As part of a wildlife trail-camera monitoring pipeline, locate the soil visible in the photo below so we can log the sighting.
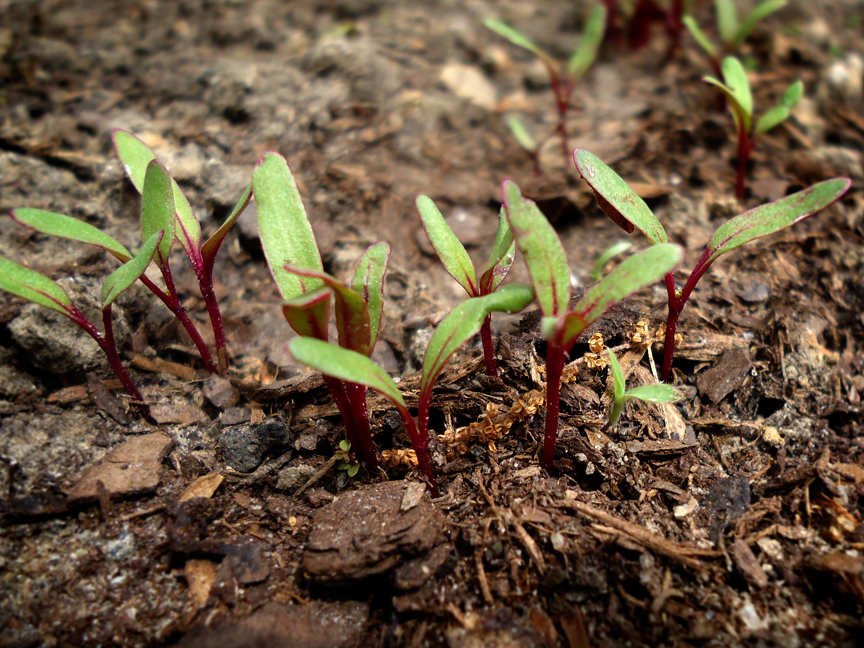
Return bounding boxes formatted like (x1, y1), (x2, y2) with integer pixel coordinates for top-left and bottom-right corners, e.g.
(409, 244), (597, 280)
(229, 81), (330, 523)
(1, 1), (863, 646)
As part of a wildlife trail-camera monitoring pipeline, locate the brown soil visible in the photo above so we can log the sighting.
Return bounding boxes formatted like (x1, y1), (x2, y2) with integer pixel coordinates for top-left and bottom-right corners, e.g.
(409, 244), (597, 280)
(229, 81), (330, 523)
(1, 1), (863, 647)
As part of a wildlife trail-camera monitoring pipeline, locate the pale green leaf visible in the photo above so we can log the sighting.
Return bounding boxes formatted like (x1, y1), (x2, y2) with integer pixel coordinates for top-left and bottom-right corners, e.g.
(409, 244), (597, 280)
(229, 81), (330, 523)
(10, 208), (132, 263)
(102, 230), (163, 307)
(590, 240), (633, 281)
(140, 160), (176, 264)
(706, 178), (851, 265)
(253, 152), (325, 301)
(484, 19), (542, 55)
(754, 105), (789, 134)
(721, 56), (753, 126)
(420, 284), (534, 398)
(289, 337), (407, 409)
(202, 184), (252, 264)
(567, 4), (606, 78)
(734, 0), (787, 49)
(502, 180), (570, 317)
(352, 242), (390, 349)
(703, 73), (752, 133)
(623, 384), (683, 403)
(716, 0), (738, 45)
(0, 256), (73, 314)
(507, 116), (537, 153)
(609, 349), (626, 402)
(574, 149), (668, 244)
(416, 195), (478, 295)
(781, 79), (803, 107)
(682, 15), (717, 58)
(479, 207), (516, 293)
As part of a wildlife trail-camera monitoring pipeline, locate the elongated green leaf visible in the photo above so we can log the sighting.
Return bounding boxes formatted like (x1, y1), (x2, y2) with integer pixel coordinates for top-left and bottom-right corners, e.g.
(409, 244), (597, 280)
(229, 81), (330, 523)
(682, 15), (717, 58)
(102, 230), (163, 307)
(289, 337), (407, 409)
(609, 349), (626, 403)
(141, 160), (176, 265)
(560, 243), (683, 348)
(479, 207), (516, 294)
(755, 105), (790, 134)
(507, 116), (537, 153)
(484, 19), (543, 55)
(352, 242), (390, 349)
(282, 287), (331, 339)
(112, 130), (202, 262)
(734, 0), (787, 49)
(574, 149), (668, 244)
(253, 152), (325, 301)
(0, 256), (73, 314)
(201, 184), (252, 264)
(716, 0), (738, 45)
(10, 208), (132, 262)
(502, 180), (570, 317)
(416, 195), (478, 296)
(591, 240), (633, 281)
(623, 384), (683, 403)
(284, 265), (371, 357)
(420, 284), (534, 397)
(567, 4), (606, 78)
(781, 79), (804, 107)
(703, 73), (751, 134)
(720, 56), (752, 129)
(706, 178), (851, 265)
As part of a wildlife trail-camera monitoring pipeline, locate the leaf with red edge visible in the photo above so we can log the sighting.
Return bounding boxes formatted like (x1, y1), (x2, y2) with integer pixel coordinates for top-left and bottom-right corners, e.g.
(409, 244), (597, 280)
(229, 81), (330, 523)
(282, 287), (331, 340)
(479, 207), (516, 294)
(102, 230), (163, 308)
(352, 242), (390, 350)
(201, 184), (252, 265)
(0, 256), (74, 315)
(416, 195), (478, 296)
(140, 160), (176, 266)
(10, 208), (132, 262)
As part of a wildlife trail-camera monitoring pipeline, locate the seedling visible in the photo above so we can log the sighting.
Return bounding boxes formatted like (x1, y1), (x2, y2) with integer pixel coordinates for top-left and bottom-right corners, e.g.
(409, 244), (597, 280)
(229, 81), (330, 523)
(288, 284), (534, 496)
(485, 4), (606, 169)
(253, 151), (390, 471)
(0, 202), (165, 423)
(573, 148), (851, 382)
(590, 239), (633, 281)
(112, 130), (253, 374)
(606, 349), (682, 430)
(502, 180), (684, 471)
(605, 0), (688, 53)
(335, 440), (361, 478)
(684, 0), (787, 75)
(416, 195), (517, 376)
(702, 56), (803, 200)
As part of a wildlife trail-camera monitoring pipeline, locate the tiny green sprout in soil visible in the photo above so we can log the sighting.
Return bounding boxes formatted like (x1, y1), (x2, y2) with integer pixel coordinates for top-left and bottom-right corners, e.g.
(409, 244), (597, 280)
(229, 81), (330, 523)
(335, 440), (361, 478)
(573, 148), (851, 383)
(416, 195), (516, 376)
(484, 4), (606, 170)
(502, 179), (684, 472)
(702, 56), (803, 200)
(605, 349), (683, 431)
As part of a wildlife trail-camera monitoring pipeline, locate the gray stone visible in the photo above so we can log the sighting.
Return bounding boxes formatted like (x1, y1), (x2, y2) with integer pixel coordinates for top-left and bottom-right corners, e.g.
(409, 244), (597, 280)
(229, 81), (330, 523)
(202, 375), (240, 409)
(277, 464), (318, 492)
(219, 421), (292, 473)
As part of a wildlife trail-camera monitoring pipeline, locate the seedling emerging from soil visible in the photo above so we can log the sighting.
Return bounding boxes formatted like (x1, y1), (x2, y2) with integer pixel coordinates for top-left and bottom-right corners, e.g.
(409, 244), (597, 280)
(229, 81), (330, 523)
(502, 180), (683, 471)
(254, 151), (389, 471)
(289, 284), (534, 495)
(683, 0), (787, 74)
(112, 130), (252, 374)
(606, 349), (682, 430)
(701, 57), (803, 200)
(573, 148), (851, 382)
(590, 239), (633, 281)
(0, 224), (163, 423)
(416, 195), (517, 376)
(485, 4), (606, 169)
(335, 440), (361, 478)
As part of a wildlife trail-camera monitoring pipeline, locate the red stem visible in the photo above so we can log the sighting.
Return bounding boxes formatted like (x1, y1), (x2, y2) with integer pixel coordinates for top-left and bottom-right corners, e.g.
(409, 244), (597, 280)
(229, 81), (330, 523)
(736, 127), (753, 202)
(322, 376), (360, 452)
(397, 403), (440, 497)
(345, 381), (379, 471)
(200, 255), (229, 374)
(661, 255), (714, 381)
(479, 314), (498, 377)
(541, 341), (566, 472)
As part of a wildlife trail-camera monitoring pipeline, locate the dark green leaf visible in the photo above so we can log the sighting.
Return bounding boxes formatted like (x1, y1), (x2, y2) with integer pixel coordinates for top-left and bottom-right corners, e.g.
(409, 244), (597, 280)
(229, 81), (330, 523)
(102, 230), (163, 307)
(0, 256), (74, 314)
(416, 195), (478, 295)
(141, 160), (176, 265)
(352, 242), (390, 349)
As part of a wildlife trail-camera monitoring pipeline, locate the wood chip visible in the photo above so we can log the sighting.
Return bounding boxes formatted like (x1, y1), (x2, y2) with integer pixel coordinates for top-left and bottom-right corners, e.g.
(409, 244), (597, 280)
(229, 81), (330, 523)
(131, 355), (199, 381)
(179, 472), (225, 502)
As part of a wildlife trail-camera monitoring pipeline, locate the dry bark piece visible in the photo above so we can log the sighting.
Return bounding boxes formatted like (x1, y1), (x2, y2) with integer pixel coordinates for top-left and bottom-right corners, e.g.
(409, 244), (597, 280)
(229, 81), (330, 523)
(179, 472), (225, 502)
(65, 432), (173, 502)
(697, 347), (753, 404)
(732, 537), (769, 589)
(202, 375), (240, 409)
(302, 480), (446, 583)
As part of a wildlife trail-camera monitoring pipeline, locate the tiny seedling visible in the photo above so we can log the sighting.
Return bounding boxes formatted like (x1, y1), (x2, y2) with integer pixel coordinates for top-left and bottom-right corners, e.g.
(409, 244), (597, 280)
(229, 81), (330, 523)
(335, 440), (361, 478)
(485, 4), (606, 169)
(0, 223), (163, 422)
(502, 180), (684, 471)
(702, 56), (803, 200)
(606, 349), (682, 430)
(416, 195), (517, 376)
(253, 151), (390, 471)
(590, 239), (633, 281)
(573, 148), (851, 382)
(684, 0), (787, 75)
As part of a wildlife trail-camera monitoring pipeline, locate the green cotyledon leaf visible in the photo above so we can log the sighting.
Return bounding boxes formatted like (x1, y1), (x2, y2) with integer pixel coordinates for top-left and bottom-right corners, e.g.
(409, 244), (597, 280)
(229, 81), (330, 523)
(102, 230), (163, 308)
(682, 15), (718, 58)
(755, 80), (803, 134)
(567, 4), (606, 78)
(352, 242), (390, 350)
(623, 384), (683, 403)
(284, 265), (372, 357)
(201, 184), (252, 265)
(573, 149), (668, 244)
(0, 256), (74, 314)
(733, 0), (787, 50)
(705, 178), (851, 266)
(10, 209), (132, 262)
(253, 152), (325, 301)
(420, 284), (534, 398)
(289, 337), (407, 410)
(140, 160), (176, 265)
(483, 19), (543, 56)
(416, 195), (478, 296)
(479, 207), (516, 294)
(609, 349), (626, 403)
(715, 0), (738, 45)
(502, 180), (570, 317)
(704, 57), (753, 133)
(112, 130), (202, 265)
(590, 239), (633, 281)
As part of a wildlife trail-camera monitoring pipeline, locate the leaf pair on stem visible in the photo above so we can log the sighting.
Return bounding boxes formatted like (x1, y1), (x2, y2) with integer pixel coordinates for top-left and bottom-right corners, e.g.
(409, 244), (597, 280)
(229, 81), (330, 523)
(573, 148), (851, 383)
(485, 5), (606, 172)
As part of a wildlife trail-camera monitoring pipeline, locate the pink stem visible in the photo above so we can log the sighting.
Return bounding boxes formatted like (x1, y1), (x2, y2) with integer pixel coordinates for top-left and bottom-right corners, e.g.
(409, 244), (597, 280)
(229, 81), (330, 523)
(736, 127), (753, 202)
(541, 341), (566, 472)
(661, 256), (714, 381)
(199, 256), (229, 374)
(397, 403), (439, 497)
(323, 376), (361, 452)
(345, 381), (379, 471)
(479, 314), (498, 377)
